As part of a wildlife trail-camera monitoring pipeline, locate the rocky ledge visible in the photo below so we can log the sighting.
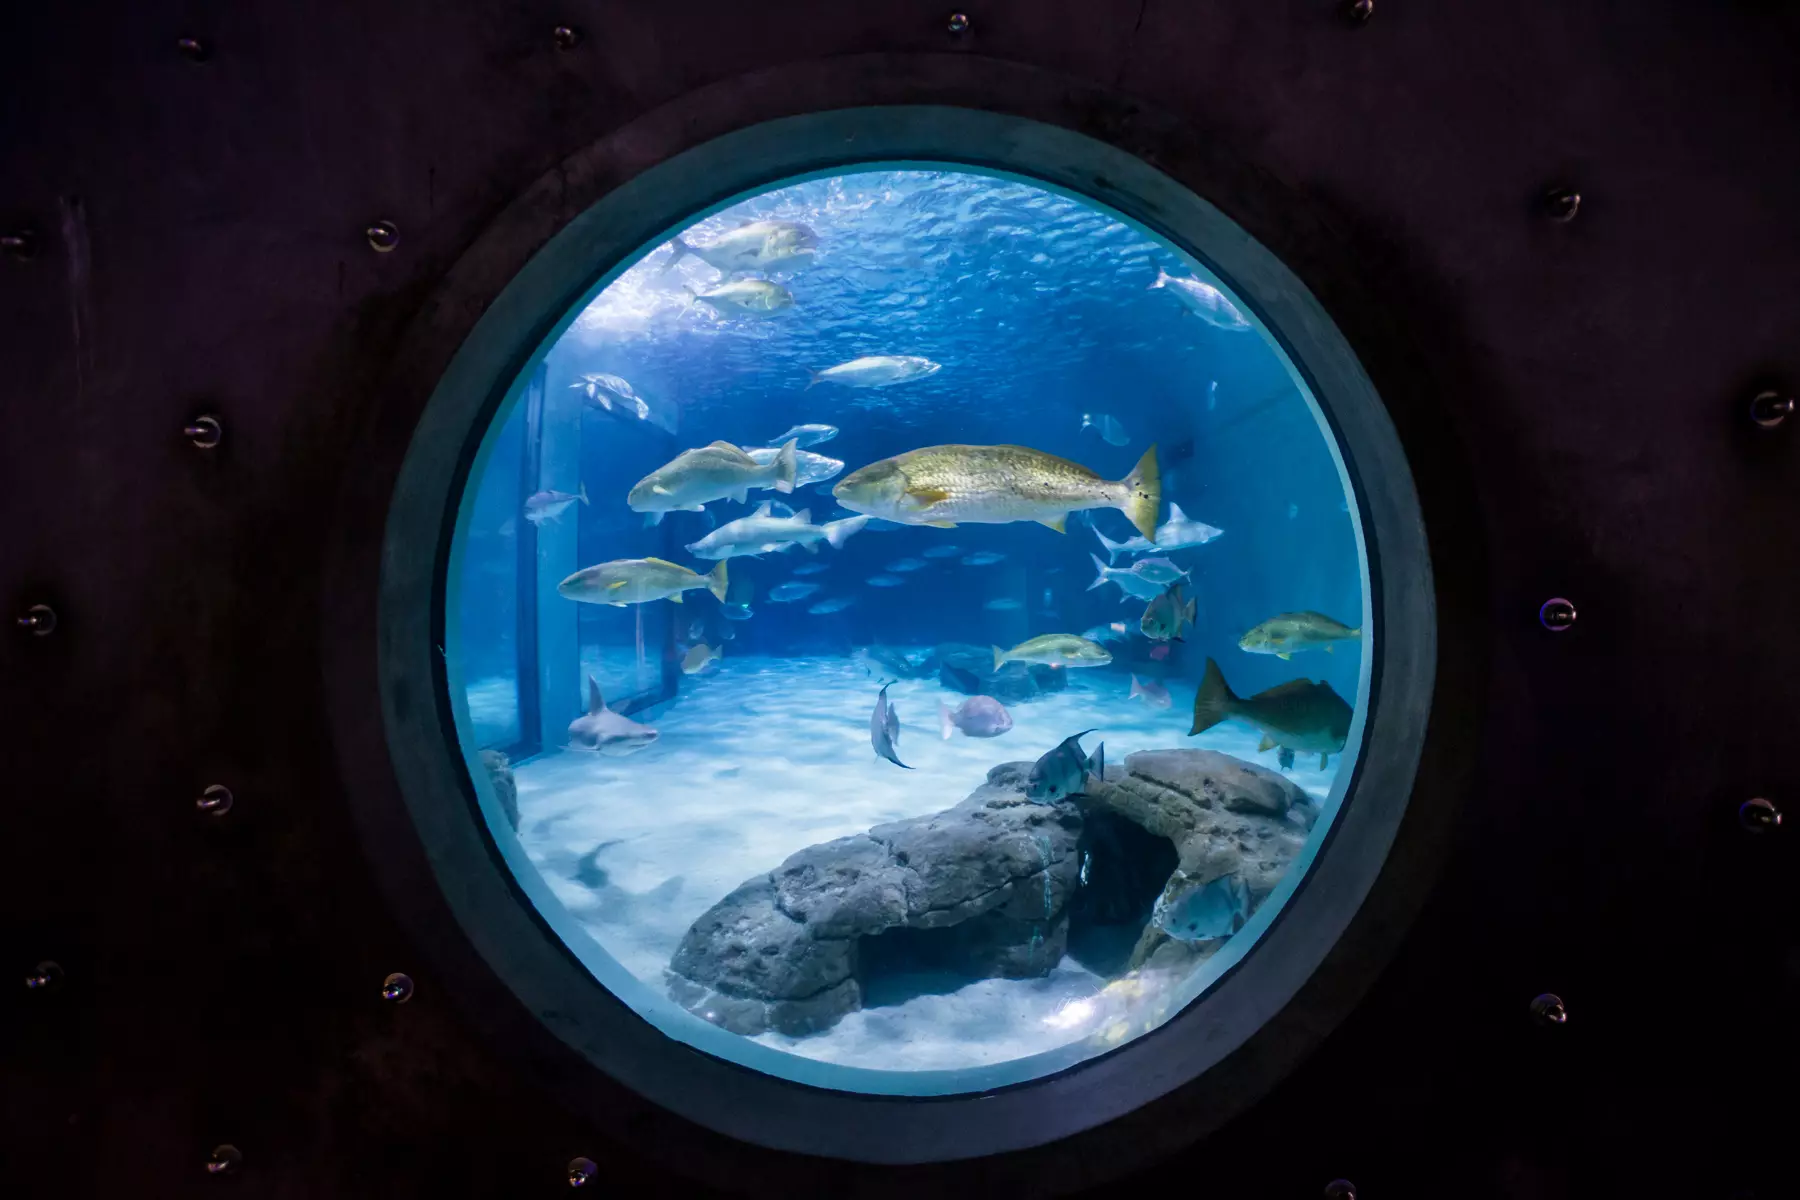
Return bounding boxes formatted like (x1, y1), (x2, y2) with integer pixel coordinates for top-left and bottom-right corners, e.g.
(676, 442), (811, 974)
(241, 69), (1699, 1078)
(665, 748), (1318, 1037)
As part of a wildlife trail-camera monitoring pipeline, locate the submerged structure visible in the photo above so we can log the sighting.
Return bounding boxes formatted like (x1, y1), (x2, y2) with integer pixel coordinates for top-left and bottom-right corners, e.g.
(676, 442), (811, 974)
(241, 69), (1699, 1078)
(448, 168), (1369, 1085)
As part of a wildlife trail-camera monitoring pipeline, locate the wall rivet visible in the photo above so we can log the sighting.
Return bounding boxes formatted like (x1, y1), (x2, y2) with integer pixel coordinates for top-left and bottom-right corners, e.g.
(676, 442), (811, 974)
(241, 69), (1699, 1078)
(1530, 992), (1567, 1026)
(206, 1144), (242, 1175)
(553, 25), (582, 50)
(1739, 797), (1781, 834)
(380, 972), (415, 1003)
(2, 228), (40, 260)
(1342, 0), (1374, 24)
(18, 603), (58, 636)
(1544, 186), (1582, 222)
(365, 220), (400, 253)
(1538, 597), (1577, 631)
(946, 12), (971, 35)
(567, 1157), (598, 1188)
(176, 37), (212, 64)
(183, 414), (223, 449)
(1324, 1181), (1358, 1200)
(197, 784), (234, 816)
(25, 960), (65, 991)
(1748, 390), (1794, 430)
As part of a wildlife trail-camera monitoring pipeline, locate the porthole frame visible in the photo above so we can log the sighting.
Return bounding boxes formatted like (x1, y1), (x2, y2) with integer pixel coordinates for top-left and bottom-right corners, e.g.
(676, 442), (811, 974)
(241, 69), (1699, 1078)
(332, 89), (1468, 1185)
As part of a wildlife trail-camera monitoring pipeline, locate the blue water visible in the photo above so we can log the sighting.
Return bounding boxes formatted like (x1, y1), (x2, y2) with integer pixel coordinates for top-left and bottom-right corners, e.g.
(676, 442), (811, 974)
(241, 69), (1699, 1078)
(452, 169), (1364, 1081)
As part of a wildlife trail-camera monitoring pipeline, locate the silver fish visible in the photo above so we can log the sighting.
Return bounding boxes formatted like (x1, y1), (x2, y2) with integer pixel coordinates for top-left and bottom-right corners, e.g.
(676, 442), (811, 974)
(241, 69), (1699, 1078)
(922, 544), (963, 558)
(745, 445), (844, 487)
(524, 483), (589, 525)
(885, 557), (928, 572)
(870, 683), (911, 769)
(866, 575), (904, 588)
(768, 582), (820, 602)
(1087, 554), (1166, 600)
(791, 562), (831, 576)
(808, 355), (941, 389)
(683, 502), (867, 560)
(663, 219), (817, 276)
(629, 440), (797, 518)
(1025, 730), (1104, 803)
(1093, 525), (1157, 564)
(1149, 267), (1253, 331)
(686, 278), (794, 317)
(765, 423), (839, 448)
(807, 596), (855, 614)
(961, 551), (1006, 566)
(983, 597), (1023, 611)
(1154, 503), (1225, 551)
(568, 677), (659, 756)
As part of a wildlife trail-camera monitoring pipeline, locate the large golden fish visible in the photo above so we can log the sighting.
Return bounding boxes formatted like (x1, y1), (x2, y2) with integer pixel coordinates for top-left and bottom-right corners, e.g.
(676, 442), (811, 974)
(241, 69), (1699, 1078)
(833, 444), (1160, 539)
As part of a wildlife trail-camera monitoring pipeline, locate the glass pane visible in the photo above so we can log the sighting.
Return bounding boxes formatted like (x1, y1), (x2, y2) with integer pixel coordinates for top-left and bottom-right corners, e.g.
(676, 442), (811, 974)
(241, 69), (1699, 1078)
(448, 167), (1371, 1093)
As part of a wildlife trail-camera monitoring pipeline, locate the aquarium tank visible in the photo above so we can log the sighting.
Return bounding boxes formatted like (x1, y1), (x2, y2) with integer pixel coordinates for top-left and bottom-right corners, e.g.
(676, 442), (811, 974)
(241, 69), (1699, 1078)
(446, 167), (1370, 1093)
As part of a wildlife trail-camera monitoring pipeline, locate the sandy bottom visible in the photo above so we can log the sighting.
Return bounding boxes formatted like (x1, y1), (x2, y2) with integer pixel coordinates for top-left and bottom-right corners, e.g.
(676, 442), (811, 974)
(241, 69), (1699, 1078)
(500, 653), (1338, 1072)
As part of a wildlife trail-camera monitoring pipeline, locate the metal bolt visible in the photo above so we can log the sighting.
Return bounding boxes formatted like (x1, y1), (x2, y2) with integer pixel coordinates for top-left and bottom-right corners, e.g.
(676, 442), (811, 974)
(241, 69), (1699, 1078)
(25, 961), (65, 991)
(196, 784), (234, 816)
(1530, 992), (1567, 1026)
(1739, 797), (1781, 834)
(1544, 186), (1582, 223)
(183, 414), (223, 449)
(1324, 1181), (1358, 1200)
(1538, 597), (1577, 631)
(1342, 0), (1374, 24)
(567, 1157), (598, 1188)
(1748, 390), (1794, 430)
(176, 37), (212, 64)
(365, 220), (400, 253)
(946, 12), (971, 35)
(553, 25), (582, 50)
(18, 604), (57, 636)
(380, 972), (415, 1003)
(206, 1144), (242, 1175)
(2, 228), (39, 260)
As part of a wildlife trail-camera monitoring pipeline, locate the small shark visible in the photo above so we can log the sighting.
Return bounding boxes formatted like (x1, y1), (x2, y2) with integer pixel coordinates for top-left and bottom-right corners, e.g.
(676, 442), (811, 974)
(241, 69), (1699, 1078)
(568, 677), (659, 756)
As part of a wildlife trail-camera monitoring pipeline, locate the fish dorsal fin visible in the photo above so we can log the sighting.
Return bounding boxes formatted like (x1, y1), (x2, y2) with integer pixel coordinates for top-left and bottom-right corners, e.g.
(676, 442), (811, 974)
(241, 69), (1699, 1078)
(753, 501), (772, 518)
(1251, 679), (1317, 700)
(587, 676), (607, 714)
(1168, 503), (1186, 521)
(794, 508), (811, 524)
(640, 557), (685, 571)
(705, 440), (739, 452)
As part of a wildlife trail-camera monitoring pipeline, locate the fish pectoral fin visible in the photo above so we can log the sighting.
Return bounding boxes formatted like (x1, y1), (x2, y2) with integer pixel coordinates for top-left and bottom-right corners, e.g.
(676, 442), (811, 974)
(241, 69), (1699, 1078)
(606, 580), (628, 590)
(1320, 754), (1330, 769)
(901, 486), (951, 507)
(1325, 643), (1334, 653)
(1036, 514), (1068, 533)
(651, 484), (672, 495)
(1258, 735), (1276, 752)
(668, 593), (683, 604)
(1276, 652), (1291, 660)
(922, 520), (957, 528)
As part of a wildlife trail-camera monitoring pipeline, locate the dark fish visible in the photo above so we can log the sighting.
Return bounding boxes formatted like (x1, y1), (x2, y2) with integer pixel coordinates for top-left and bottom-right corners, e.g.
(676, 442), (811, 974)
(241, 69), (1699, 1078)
(1189, 657), (1351, 770)
(1140, 582), (1197, 641)
(870, 683), (911, 769)
(1026, 730), (1104, 804)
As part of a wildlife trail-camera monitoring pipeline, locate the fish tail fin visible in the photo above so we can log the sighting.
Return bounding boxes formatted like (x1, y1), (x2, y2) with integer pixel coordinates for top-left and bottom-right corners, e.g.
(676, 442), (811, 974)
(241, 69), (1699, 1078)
(1120, 445), (1161, 542)
(1094, 527), (1126, 564)
(1150, 267), (1170, 290)
(578, 481), (589, 506)
(1184, 594), (1197, 627)
(1087, 553), (1110, 591)
(939, 701), (955, 741)
(1189, 657), (1237, 736)
(772, 439), (798, 494)
(992, 645), (1006, 672)
(661, 235), (693, 274)
(1130, 674), (1144, 700)
(706, 561), (729, 603)
(825, 515), (869, 548)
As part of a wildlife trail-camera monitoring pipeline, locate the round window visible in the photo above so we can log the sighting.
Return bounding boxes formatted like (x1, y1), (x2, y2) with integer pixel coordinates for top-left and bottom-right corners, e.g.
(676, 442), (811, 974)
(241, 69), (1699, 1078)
(447, 164), (1374, 1093)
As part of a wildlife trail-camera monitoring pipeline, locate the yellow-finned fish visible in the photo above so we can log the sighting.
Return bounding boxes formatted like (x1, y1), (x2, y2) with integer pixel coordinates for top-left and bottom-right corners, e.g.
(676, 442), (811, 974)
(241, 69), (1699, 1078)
(628, 440), (797, 519)
(1238, 611), (1362, 660)
(557, 558), (728, 607)
(834, 444), (1161, 540)
(992, 633), (1113, 671)
(681, 643), (721, 674)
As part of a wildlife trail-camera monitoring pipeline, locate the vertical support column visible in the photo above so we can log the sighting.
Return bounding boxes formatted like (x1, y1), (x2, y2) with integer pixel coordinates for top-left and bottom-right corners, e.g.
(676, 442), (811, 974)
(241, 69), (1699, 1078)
(532, 361), (583, 748)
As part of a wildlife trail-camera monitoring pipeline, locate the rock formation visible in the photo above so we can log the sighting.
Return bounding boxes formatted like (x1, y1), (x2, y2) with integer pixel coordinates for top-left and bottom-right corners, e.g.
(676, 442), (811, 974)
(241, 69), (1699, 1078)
(666, 748), (1318, 1037)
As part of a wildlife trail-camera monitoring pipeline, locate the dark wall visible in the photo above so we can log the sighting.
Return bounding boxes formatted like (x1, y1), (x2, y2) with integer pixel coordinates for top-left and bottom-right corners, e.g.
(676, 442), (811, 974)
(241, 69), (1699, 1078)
(2, 3), (1795, 1197)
